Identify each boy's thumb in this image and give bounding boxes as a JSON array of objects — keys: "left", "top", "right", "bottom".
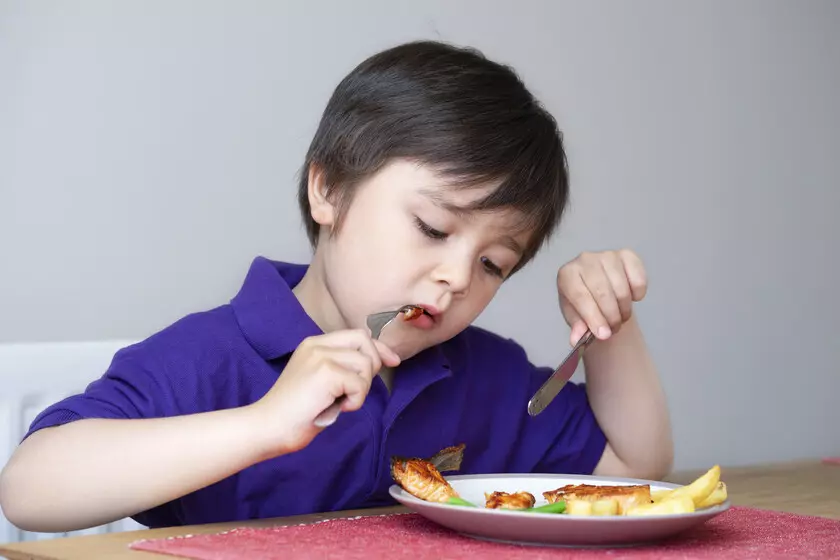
[
  {"left": 373, "top": 340, "right": 401, "bottom": 367},
  {"left": 569, "top": 320, "right": 588, "bottom": 347}
]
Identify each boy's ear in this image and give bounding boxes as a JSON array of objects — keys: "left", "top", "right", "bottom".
[{"left": 306, "top": 163, "right": 336, "bottom": 227}]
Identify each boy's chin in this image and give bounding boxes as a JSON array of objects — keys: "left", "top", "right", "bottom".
[{"left": 379, "top": 334, "right": 431, "bottom": 362}]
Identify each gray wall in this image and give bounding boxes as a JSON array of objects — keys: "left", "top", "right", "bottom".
[{"left": 2, "top": 1, "right": 839, "bottom": 471}]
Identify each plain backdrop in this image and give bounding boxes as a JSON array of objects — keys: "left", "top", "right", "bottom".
[{"left": 1, "top": 0, "right": 839, "bottom": 470}]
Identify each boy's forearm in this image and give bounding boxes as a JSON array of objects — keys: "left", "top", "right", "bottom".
[
  {"left": 0, "top": 405, "right": 273, "bottom": 533},
  {"left": 583, "top": 316, "right": 674, "bottom": 479}
]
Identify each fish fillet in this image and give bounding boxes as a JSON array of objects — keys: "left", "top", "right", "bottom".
[
  {"left": 390, "top": 444, "right": 465, "bottom": 503},
  {"left": 543, "top": 484, "right": 652, "bottom": 514},
  {"left": 484, "top": 491, "right": 536, "bottom": 510}
]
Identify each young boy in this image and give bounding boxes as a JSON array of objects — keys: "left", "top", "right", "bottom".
[{"left": 0, "top": 40, "right": 672, "bottom": 532}]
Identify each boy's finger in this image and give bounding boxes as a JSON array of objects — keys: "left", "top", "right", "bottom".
[
  {"left": 569, "top": 320, "right": 589, "bottom": 347},
  {"left": 619, "top": 249, "right": 648, "bottom": 301},
  {"left": 321, "top": 348, "right": 375, "bottom": 383},
  {"left": 372, "top": 339, "right": 401, "bottom": 367},
  {"left": 601, "top": 255, "right": 633, "bottom": 322},
  {"left": 581, "top": 268, "right": 622, "bottom": 332},
  {"left": 319, "top": 329, "right": 384, "bottom": 372},
  {"left": 335, "top": 369, "right": 370, "bottom": 412},
  {"left": 566, "top": 273, "right": 612, "bottom": 340}
]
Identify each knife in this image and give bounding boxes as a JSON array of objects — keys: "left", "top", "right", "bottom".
[{"left": 527, "top": 330, "right": 595, "bottom": 416}]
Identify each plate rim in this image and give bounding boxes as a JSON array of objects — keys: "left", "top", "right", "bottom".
[{"left": 388, "top": 472, "right": 731, "bottom": 521}]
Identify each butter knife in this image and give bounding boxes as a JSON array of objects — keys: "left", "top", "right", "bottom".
[{"left": 527, "top": 330, "right": 595, "bottom": 416}]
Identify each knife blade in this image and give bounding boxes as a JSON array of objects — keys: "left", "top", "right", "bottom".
[{"left": 527, "top": 330, "right": 595, "bottom": 416}]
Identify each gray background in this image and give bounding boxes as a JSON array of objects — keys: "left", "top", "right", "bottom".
[{"left": 2, "top": 0, "right": 839, "bottom": 470}]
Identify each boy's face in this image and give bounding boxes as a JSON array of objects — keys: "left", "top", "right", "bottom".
[{"left": 304, "top": 159, "right": 532, "bottom": 360}]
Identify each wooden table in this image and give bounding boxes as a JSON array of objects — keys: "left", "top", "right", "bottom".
[{"left": 1, "top": 460, "right": 838, "bottom": 560}]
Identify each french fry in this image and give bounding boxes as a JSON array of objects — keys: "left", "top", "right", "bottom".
[
  {"left": 651, "top": 488, "right": 672, "bottom": 503},
  {"left": 697, "top": 481, "right": 728, "bottom": 508},
  {"left": 591, "top": 498, "right": 619, "bottom": 516},
  {"left": 659, "top": 465, "right": 721, "bottom": 507},
  {"left": 625, "top": 495, "right": 695, "bottom": 516},
  {"left": 566, "top": 499, "right": 593, "bottom": 516}
]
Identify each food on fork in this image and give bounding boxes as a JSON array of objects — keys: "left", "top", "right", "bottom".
[
  {"left": 390, "top": 444, "right": 466, "bottom": 503},
  {"left": 401, "top": 306, "right": 425, "bottom": 320},
  {"left": 485, "top": 491, "right": 536, "bottom": 510}
]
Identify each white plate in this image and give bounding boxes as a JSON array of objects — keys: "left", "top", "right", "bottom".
[{"left": 389, "top": 473, "right": 730, "bottom": 547}]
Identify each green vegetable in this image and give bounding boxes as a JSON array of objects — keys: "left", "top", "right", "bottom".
[
  {"left": 524, "top": 501, "right": 566, "bottom": 514},
  {"left": 446, "top": 496, "right": 477, "bottom": 507}
]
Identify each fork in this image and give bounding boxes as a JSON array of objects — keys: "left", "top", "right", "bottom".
[
  {"left": 312, "top": 305, "right": 422, "bottom": 427},
  {"left": 366, "top": 305, "right": 422, "bottom": 339}
]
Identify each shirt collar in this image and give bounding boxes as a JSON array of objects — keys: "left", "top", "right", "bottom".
[{"left": 230, "top": 256, "right": 323, "bottom": 360}]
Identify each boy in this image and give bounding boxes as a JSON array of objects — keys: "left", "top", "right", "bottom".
[{"left": 0, "top": 41, "right": 672, "bottom": 532}]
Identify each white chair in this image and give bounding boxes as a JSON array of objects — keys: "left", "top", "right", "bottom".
[{"left": 0, "top": 339, "right": 145, "bottom": 544}]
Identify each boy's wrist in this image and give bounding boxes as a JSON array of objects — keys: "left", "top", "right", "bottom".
[{"left": 236, "top": 403, "right": 295, "bottom": 462}]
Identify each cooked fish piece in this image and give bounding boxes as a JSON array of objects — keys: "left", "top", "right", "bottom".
[
  {"left": 390, "top": 444, "right": 466, "bottom": 503},
  {"left": 484, "top": 491, "right": 536, "bottom": 510},
  {"left": 543, "top": 484, "right": 652, "bottom": 515}
]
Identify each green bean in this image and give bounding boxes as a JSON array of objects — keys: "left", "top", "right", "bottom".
[
  {"left": 524, "top": 501, "right": 566, "bottom": 514},
  {"left": 446, "top": 496, "right": 477, "bottom": 507}
]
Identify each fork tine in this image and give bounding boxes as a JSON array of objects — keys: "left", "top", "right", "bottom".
[{"left": 366, "top": 305, "right": 419, "bottom": 340}]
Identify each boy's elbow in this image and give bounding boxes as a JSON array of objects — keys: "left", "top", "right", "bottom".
[
  {"left": 646, "top": 449, "right": 675, "bottom": 481},
  {"left": 636, "top": 440, "right": 675, "bottom": 481},
  {"left": 595, "top": 440, "right": 674, "bottom": 481},
  {"left": 0, "top": 456, "right": 57, "bottom": 533},
  {"left": 1, "top": 463, "right": 34, "bottom": 532},
  {"left": 0, "top": 463, "right": 30, "bottom": 531}
]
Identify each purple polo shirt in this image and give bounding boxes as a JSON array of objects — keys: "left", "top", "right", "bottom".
[{"left": 25, "top": 257, "right": 606, "bottom": 528}]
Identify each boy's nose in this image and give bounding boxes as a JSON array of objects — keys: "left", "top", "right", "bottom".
[{"left": 431, "top": 259, "right": 471, "bottom": 298}]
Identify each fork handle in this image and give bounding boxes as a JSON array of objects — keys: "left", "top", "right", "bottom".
[
  {"left": 313, "top": 397, "right": 345, "bottom": 428},
  {"left": 313, "top": 308, "right": 409, "bottom": 428}
]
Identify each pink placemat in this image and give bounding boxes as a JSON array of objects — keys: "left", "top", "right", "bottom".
[{"left": 129, "top": 507, "right": 840, "bottom": 559}]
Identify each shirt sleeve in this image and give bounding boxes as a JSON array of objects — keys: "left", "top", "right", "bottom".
[{"left": 23, "top": 343, "right": 176, "bottom": 441}]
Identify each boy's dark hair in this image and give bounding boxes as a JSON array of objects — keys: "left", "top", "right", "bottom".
[{"left": 297, "top": 40, "right": 569, "bottom": 273}]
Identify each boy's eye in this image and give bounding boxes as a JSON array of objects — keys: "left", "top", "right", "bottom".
[
  {"left": 481, "top": 256, "right": 504, "bottom": 278},
  {"left": 415, "top": 217, "right": 448, "bottom": 240}
]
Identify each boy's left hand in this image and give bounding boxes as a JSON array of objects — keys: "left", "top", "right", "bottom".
[{"left": 557, "top": 249, "right": 648, "bottom": 346}]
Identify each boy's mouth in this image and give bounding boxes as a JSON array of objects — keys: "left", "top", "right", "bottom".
[{"left": 401, "top": 304, "right": 439, "bottom": 329}]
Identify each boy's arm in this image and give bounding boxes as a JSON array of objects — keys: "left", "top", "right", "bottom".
[
  {"left": 0, "top": 407, "right": 271, "bottom": 533},
  {"left": 555, "top": 249, "right": 673, "bottom": 480},
  {"left": 584, "top": 315, "right": 674, "bottom": 480},
  {"left": 0, "top": 329, "right": 399, "bottom": 533}
]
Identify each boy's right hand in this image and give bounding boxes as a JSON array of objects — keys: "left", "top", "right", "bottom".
[{"left": 249, "top": 329, "right": 401, "bottom": 457}]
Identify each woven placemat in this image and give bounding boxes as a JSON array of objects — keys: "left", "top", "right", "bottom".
[{"left": 129, "top": 507, "right": 840, "bottom": 559}]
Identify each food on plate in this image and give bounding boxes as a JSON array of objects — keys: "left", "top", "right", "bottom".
[
  {"left": 446, "top": 496, "right": 476, "bottom": 507},
  {"left": 653, "top": 465, "right": 722, "bottom": 507},
  {"left": 624, "top": 494, "right": 696, "bottom": 516},
  {"left": 390, "top": 444, "right": 465, "bottom": 503},
  {"left": 485, "top": 491, "right": 536, "bottom": 510},
  {"left": 624, "top": 465, "right": 724, "bottom": 516},
  {"left": 698, "top": 482, "right": 727, "bottom": 508},
  {"left": 543, "top": 484, "right": 651, "bottom": 515},
  {"left": 390, "top": 444, "right": 727, "bottom": 517},
  {"left": 524, "top": 501, "right": 567, "bottom": 514}
]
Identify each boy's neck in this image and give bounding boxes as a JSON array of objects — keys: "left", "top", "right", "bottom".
[
  {"left": 291, "top": 254, "right": 345, "bottom": 334},
  {"left": 293, "top": 255, "right": 396, "bottom": 395}
]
